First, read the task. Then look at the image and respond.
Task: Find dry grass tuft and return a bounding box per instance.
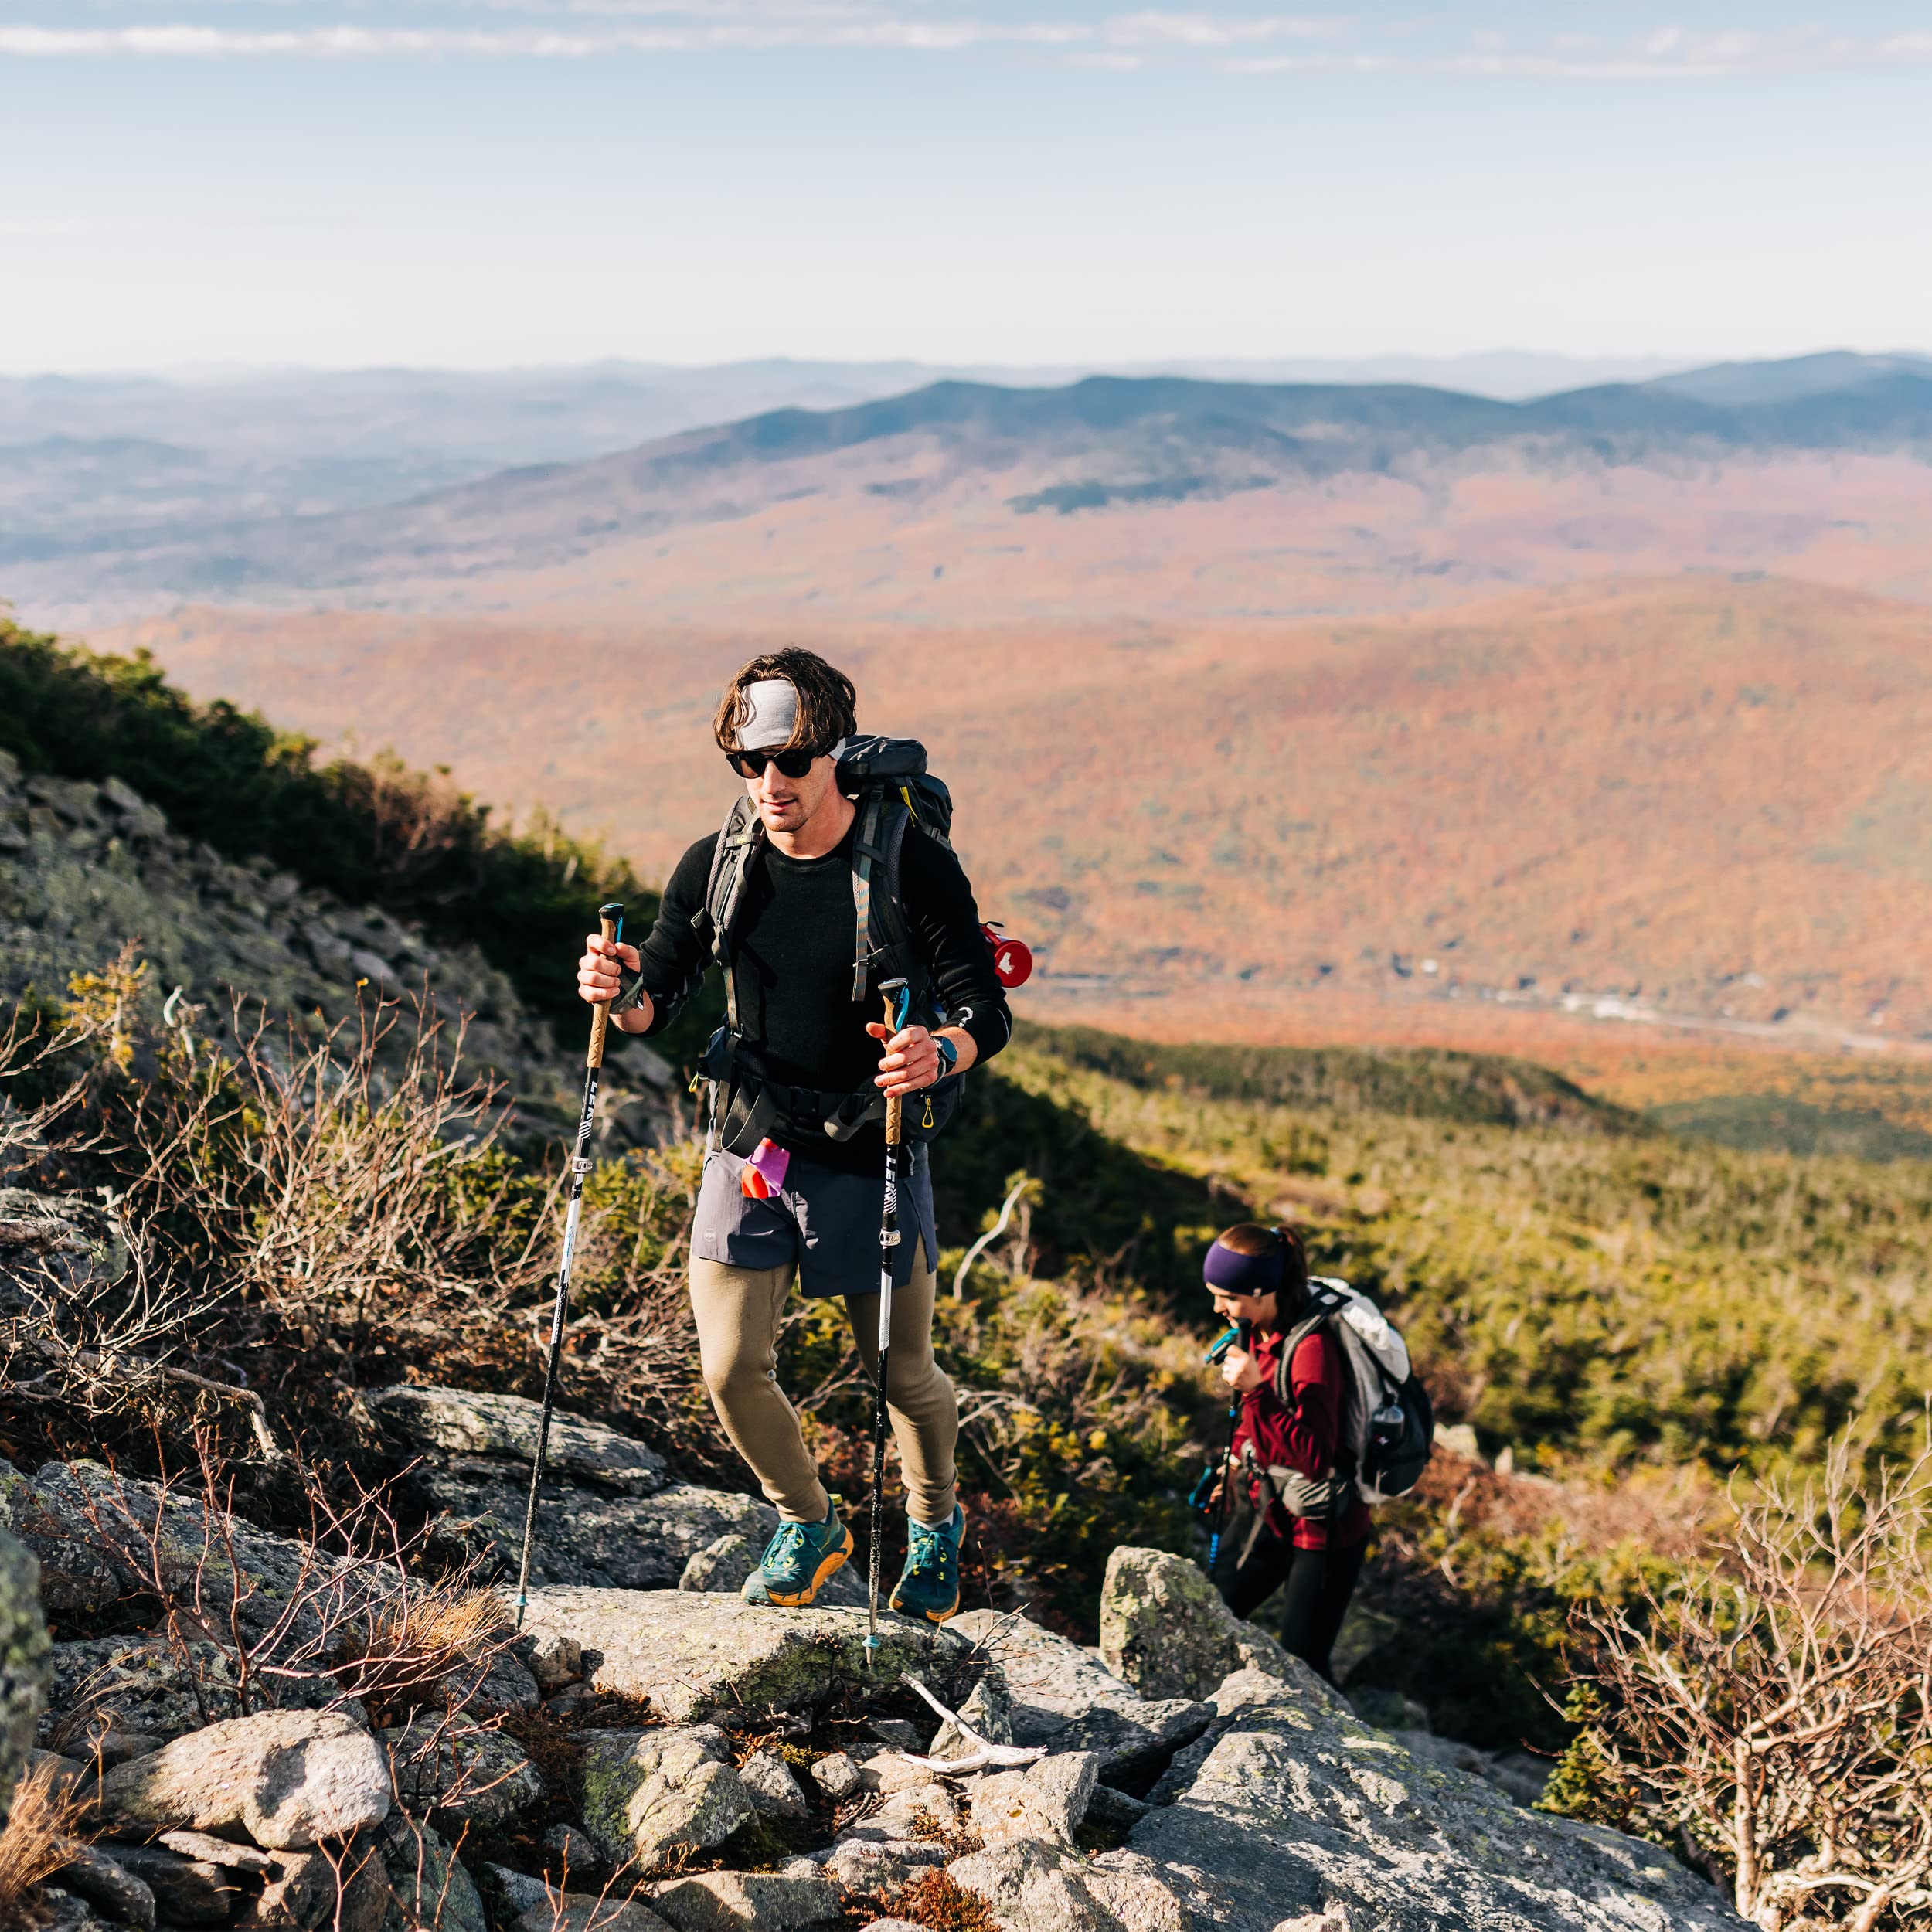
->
[337,1580,512,1722]
[0,1760,94,1920]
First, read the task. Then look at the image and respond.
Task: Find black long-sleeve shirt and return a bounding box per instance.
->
[633,813,1011,1172]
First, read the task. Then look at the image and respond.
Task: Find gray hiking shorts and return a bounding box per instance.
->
[691,1141,938,1298]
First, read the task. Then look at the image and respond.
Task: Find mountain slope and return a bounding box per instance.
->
[17,366,1932,619]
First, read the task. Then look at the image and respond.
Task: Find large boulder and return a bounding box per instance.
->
[95,1709,393,1850]
[577,1725,754,1874]
[2,1458,393,1641]
[1,1523,52,1827]
[1099,1546,1295,1701]
[946,1839,1192,1932]
[424,1465,774,1594]
[648,1869,843,1930]
[365,1388,666,1494]
[968,1753,1100,1849]
[947,1610,1211,1787]
[513,1587,968,1723]
[1126,1665,1744,1930]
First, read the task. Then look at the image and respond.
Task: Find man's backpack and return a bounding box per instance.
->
[1273,1277,1434,1506]
[698,736,969,1155]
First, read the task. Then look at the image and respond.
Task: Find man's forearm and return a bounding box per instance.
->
[615,992,656,1035]
[939,1025,978,1074]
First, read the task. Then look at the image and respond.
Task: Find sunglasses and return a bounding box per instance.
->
[726,744,822,781]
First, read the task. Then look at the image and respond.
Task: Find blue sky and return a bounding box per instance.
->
[3,2,1930,371]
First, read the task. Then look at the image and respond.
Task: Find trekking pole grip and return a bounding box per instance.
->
[881,991,903,1145]
[588,902,623,1068]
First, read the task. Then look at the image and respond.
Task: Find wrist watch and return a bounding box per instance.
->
[934,1033,960,1076]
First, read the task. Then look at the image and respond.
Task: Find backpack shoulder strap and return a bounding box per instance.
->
[705,795,764,1032]
[849,787,913,1002]
[1270,1291,1345,1405]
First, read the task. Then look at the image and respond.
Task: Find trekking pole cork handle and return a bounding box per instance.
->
[881,990,904,1146]
[588,903,624,1068]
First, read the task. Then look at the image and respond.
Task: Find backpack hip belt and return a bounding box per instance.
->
[1235,1442,1356,1563]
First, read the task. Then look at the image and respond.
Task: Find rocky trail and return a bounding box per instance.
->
[0,1389,1743,1932]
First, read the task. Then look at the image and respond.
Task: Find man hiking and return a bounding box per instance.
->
[1202,1222,1371,1682]
[575,648,1010,1621]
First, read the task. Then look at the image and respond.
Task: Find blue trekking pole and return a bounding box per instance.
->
[865,976,912,1665]
[1202,1321,1250,1571]
[515,901,623,1629]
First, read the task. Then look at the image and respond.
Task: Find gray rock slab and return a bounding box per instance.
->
[366,1387,666,1494]
[1147,1665,1343,1805]
[947,1838,1193,1932]
[429,1468,773,1593]
[948,1610,1210,1785]
[515,1587,967,1723]
[105,1842,251,1926]
[648,1869,842,1930]
[52,1845,157,1930]
[820,1838,947,1893]
[96,1708,393,1850]
[42,1634,341,1747]
[739,1746,810,1819]
[1099,1546,1296,1702]
[1127,1667,1746,1931]
[515,1899,672,1932]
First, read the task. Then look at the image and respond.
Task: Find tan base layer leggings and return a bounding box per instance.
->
[688,1252,959,1527]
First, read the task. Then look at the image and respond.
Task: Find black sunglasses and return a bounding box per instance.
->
[726,744,822,780]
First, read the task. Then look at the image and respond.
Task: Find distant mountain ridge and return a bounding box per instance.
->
[11,352,1932,619]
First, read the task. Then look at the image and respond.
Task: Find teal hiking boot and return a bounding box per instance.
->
[889,1505,966,1624]
[742,1507,854,1608]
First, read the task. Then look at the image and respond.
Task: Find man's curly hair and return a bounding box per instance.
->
[713,648,859,755]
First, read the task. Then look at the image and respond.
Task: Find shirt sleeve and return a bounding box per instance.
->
[1243,1332,1344,1481]
[900,829,1012,1066]
[629,832,719,1041]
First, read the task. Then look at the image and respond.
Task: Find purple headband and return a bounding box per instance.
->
[1203,1235,1284,1298]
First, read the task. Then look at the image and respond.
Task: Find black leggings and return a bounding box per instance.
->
[1210,1503,1366,1683]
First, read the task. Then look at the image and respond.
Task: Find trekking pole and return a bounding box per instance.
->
[865,976,910,1665]
[515,901,624,1630]
[1204,1319,1250,1571]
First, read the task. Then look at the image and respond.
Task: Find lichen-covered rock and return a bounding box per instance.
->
[811,1751,863,1800]
[381,1718,544,1829]
[1099,1546,1294,1702]
[96,1708,393,1850]
[649,1869,843,1930]
[577,1725,754,1874]
[428,1468,774,1594]
[947,1839,1192,1932]
[1146,1665,1343,1805]
[0,1523,51,1828]
[820,1839,947,1893]
[366,1388,665,1494]
[41,1634,344,1748]
[373,1814,485,1932]
[4,1457,393,1639]
[1126,1664,1744,1930]
[968,1752,1099,1849]
[947,1610,1209,1786]
[0,1186,129,1315]
[513,1588,967,1723]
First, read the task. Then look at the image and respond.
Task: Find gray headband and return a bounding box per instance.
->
[737,679,802,751]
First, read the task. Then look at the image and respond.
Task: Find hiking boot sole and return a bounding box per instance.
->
[750,1525,855,1608]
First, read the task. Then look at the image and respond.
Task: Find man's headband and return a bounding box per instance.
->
[738,679,802,751]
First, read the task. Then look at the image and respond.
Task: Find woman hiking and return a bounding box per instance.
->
[1204,1222,1371,1682]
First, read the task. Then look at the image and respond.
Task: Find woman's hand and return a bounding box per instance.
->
[867,1020,940,1098]
[1220,1346,1267,1396]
